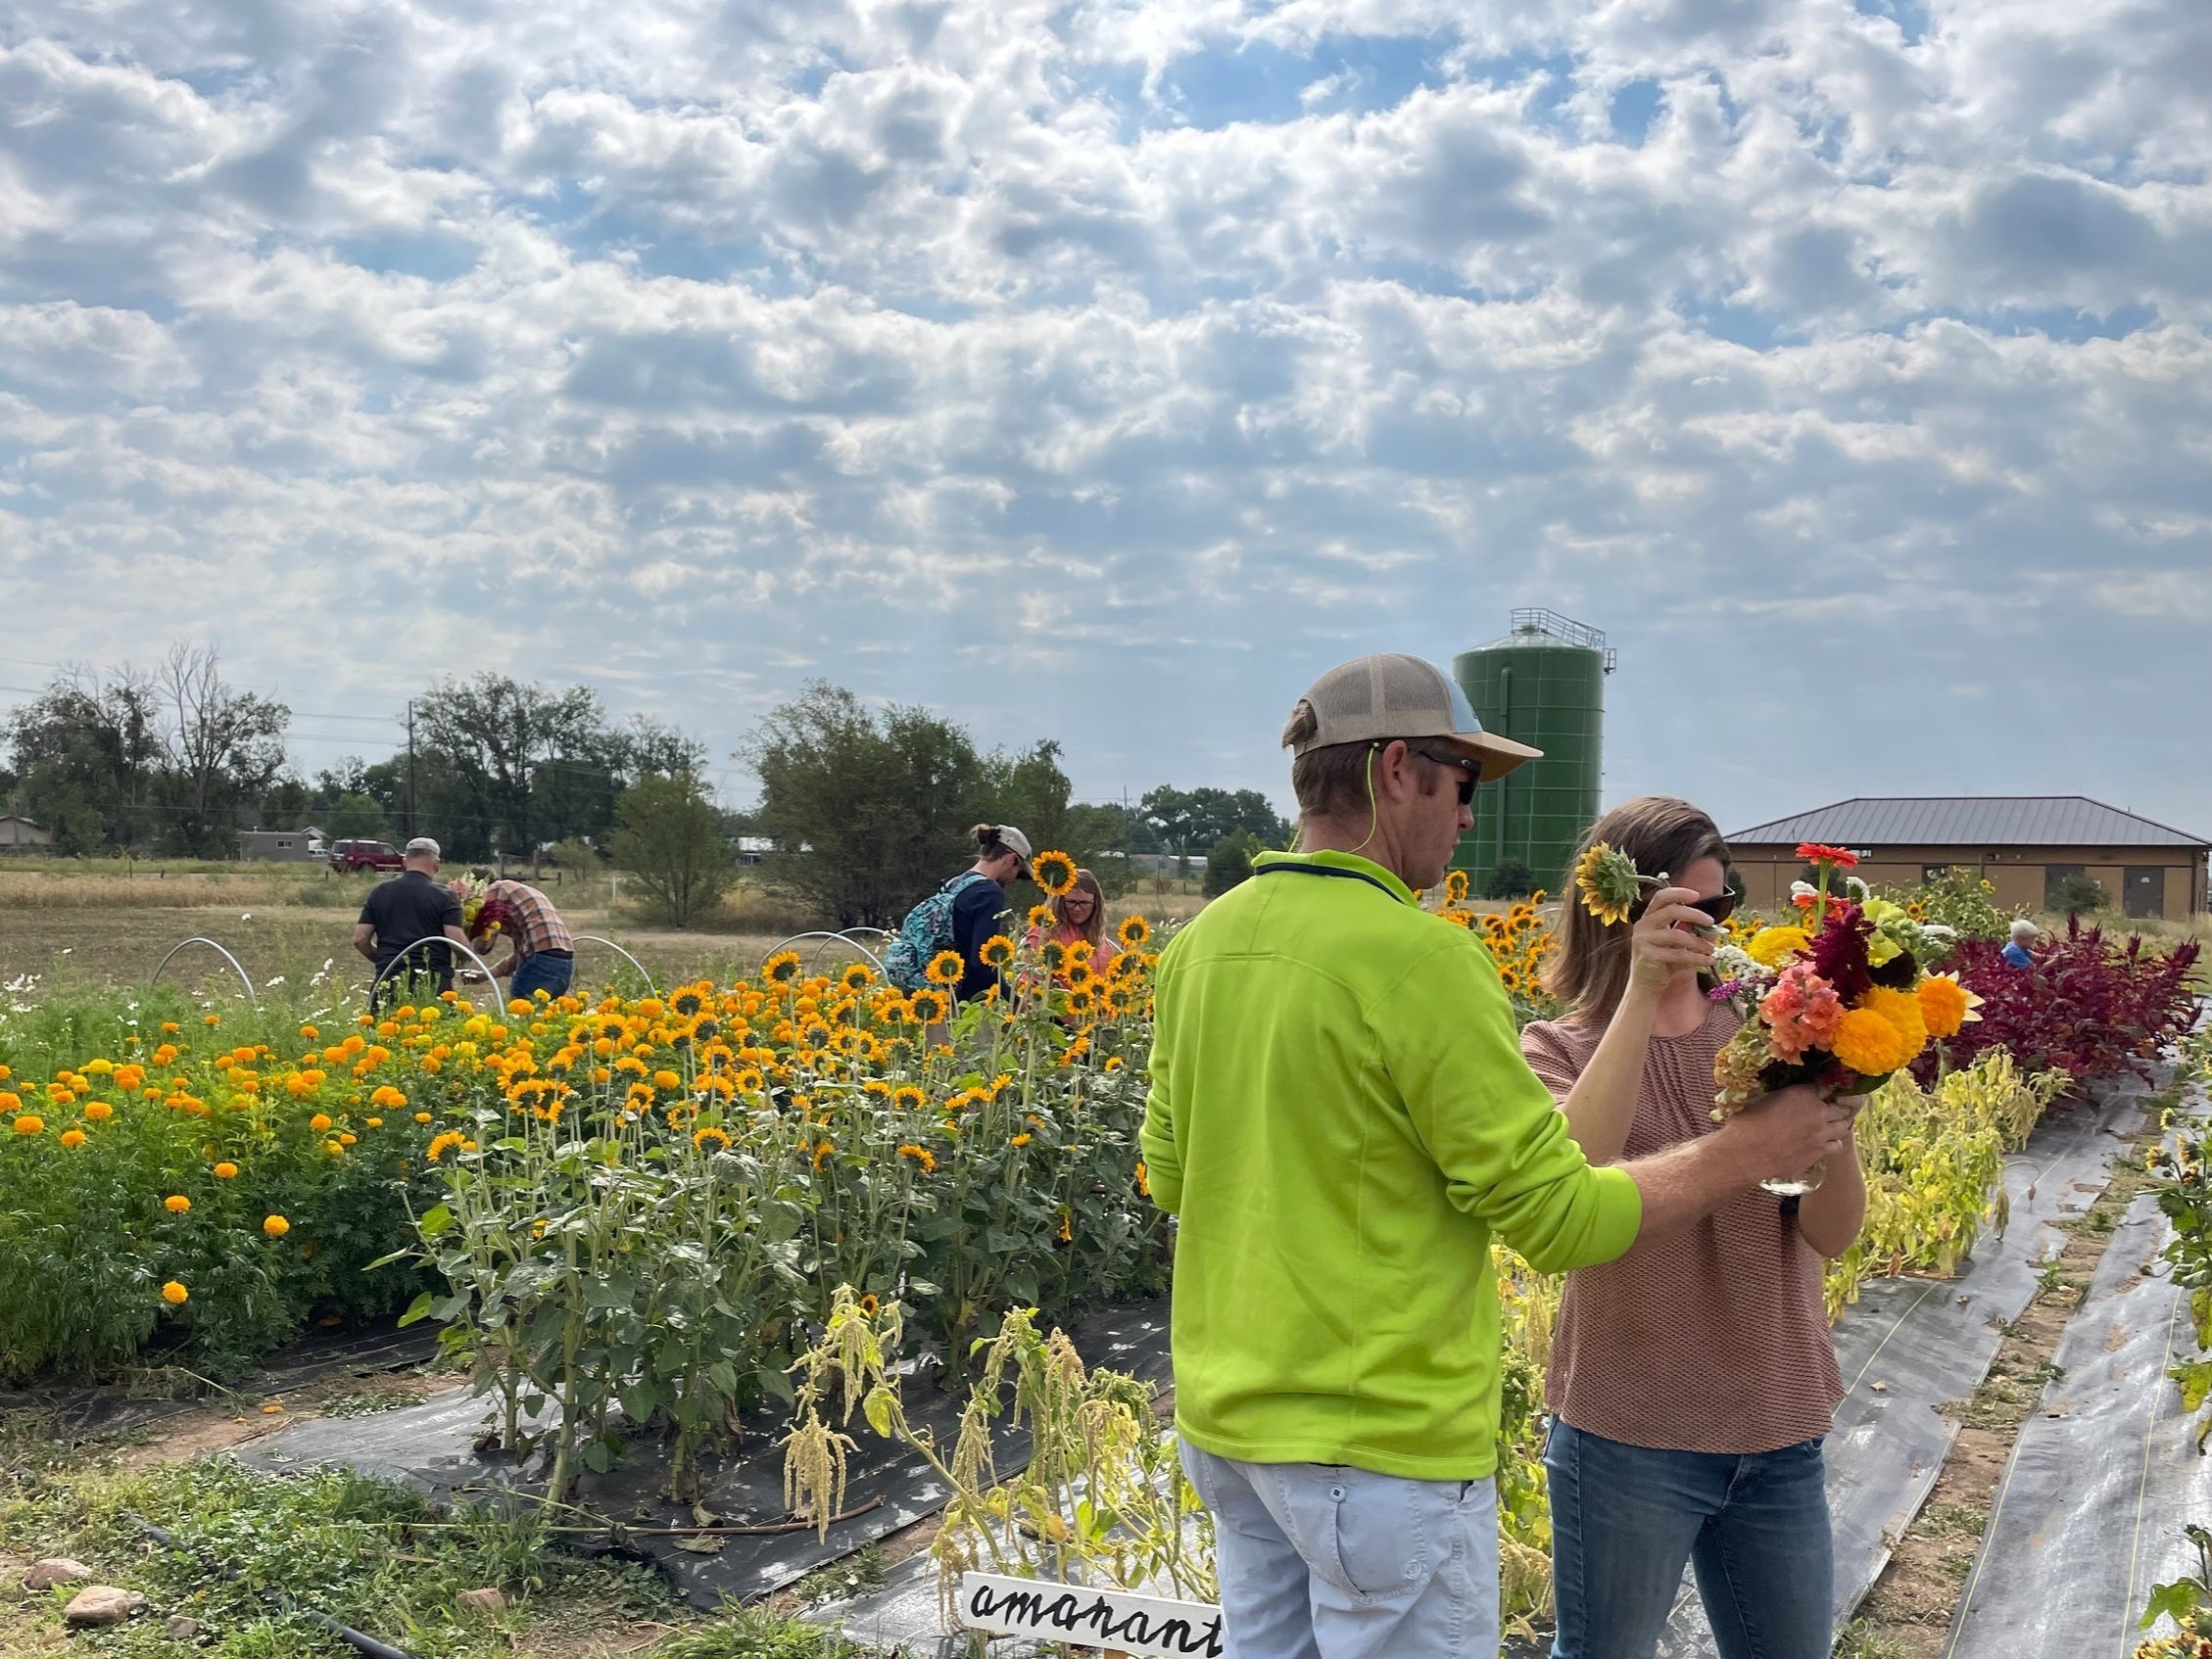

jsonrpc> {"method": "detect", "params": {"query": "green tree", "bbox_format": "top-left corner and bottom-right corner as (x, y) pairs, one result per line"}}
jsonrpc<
(607, 776), (736, 927)
(744, 683), (989, 928)
(322, 791), (392, 842)
(1203, 831), (1260, 897)
(4, 666), (163, 854)
(2051, 872), (2107, 916)
(153, 645), (291, 857)
(1135, 786), (1289, 856)
(1484, 856), (1535, 899)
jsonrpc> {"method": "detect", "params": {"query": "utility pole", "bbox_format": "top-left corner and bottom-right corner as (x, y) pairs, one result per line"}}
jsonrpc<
(404, 700), (416, 840)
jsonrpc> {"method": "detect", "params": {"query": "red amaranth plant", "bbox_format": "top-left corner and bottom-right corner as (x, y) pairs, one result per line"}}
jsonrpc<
(1923, 917), (2204, 1089)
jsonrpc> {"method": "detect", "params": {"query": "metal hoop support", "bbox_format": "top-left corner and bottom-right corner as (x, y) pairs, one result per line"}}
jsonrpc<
(367, 935), (505, 1007)
(571, 934), (658, 996)
(765, 930), (888, 972)
(150, 937), (259, 1005)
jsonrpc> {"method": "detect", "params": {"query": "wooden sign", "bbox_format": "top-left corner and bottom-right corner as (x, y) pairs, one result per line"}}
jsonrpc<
(955, 1571), (1225, 1657)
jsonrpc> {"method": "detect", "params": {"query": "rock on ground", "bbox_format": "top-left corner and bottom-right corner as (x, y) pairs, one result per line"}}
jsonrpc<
(24, 1558), (95, 1592)
(63, 1586), (148, 1627)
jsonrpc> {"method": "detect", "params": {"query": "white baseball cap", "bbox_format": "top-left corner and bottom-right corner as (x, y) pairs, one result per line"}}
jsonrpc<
(404, 837), (442, 859)
(994, 826), (1034, 875)
(1288, 653), (1543, 782)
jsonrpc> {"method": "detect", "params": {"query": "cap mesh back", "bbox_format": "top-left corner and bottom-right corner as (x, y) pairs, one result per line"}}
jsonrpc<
(1376, 654), (1446, 717)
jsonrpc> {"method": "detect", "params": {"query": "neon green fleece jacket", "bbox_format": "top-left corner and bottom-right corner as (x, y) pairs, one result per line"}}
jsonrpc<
(1140, 849), (1642, 1480)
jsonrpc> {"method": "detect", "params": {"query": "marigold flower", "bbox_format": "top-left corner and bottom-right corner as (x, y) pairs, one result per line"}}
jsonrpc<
(1010, 1133), (1033, 1148)
(309, 1114), (333, 1132)
(214, 1161), (238, 1178)
(413, 1112), (432, 1124)
(12, 1114), (43, 1136)
(1745, 925), (1810, 969)
(1915, 972), (1984, 1041)
(164, 1194), (191, 1213)
(263, 1214), (291, 1238)
(1831, 1007), (1918, 1077)
(60, 1128), (86, 1149)
(162, 1281), (188, 1305)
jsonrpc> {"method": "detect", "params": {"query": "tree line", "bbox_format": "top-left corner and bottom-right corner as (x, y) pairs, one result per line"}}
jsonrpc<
(2, 655), (1291, 927)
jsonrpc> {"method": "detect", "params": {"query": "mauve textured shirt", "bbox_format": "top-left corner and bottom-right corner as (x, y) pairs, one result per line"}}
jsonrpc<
(1518, 1004), (1846, 1453)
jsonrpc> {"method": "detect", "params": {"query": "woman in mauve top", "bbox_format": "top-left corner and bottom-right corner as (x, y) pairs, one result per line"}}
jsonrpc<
(1518, 796), (1867, 1659)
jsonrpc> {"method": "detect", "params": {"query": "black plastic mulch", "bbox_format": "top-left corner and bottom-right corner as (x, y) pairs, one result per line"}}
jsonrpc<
(1654, 1071), (2156, 1658)
(236, 1298), (1173, 1608)
(1946, 1084), (2212, 1659)
(0, 1318), (443, 1439)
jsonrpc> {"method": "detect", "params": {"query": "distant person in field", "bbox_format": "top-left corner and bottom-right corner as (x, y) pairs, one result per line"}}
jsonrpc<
(1520, 797), (1866, 1659)
(462, 878), (577, 1007)
(2002, 918), (2038, 969)
(1140, 653), (1851, 1659)
(885, 824), (1033, 1002)
(1025, 867), (1119, 979)
(354, 837), (468, 1010)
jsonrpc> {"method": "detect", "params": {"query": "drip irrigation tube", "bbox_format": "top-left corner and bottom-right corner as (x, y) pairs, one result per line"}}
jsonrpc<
(149, 937), (258, 1004)
(122, 1514), (419, 1659)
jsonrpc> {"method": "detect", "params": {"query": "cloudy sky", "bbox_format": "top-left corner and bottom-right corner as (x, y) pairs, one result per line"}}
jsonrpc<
(2, 0), (2206, 837)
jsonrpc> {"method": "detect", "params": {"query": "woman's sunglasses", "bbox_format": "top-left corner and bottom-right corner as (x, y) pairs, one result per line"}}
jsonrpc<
(1629, 889), (1738, 926)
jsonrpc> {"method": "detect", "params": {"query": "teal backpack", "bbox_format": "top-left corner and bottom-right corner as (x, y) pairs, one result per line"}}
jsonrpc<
(884, 872), (996, 990)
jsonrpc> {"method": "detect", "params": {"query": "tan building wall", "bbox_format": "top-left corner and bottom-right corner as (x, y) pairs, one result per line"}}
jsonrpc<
(1729, 841), (2208, 921)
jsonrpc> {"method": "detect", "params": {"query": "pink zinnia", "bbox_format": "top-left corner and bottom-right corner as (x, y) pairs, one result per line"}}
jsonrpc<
(1760, 964), (1844, 1063)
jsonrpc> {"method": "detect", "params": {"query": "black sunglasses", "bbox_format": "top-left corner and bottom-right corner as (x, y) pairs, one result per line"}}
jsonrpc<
(1629, 889), (1739, 925)
(1405, 743), (1479, 806)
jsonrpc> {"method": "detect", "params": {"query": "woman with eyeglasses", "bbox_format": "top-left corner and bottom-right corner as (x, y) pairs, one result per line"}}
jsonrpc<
(1516, 796), (1866, 1659)
(1025, 867), (1120, 979)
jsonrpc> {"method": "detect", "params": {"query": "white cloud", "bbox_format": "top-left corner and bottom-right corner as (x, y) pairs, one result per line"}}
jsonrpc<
(1, 0), (2208, 830)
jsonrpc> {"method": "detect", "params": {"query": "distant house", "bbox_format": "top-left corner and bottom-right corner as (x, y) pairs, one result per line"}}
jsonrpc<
(0, 814), (54, 852)
(239, 829), (321, 863)
(1728, 796), (2210, 921)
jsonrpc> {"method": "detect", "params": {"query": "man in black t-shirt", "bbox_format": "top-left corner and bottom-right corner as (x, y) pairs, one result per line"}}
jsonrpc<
(355, 837), (469, 1009)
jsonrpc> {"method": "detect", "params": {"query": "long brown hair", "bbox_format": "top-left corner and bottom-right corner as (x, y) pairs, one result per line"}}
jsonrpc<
(1053, 870), (1109, 948)
(1544, 796), (1731, 1020)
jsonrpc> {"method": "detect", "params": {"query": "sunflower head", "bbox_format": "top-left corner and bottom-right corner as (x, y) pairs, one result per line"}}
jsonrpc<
(839, 964), (875, 993)
(1040, 939), (1070, 975)
(925, 949), (965, 986)
(907, 988), (949, 1024)
(670, 987), (707, 1019)
(979, 934), (1015, 969)
(762, 951), (802, 987)
(692, 1125), (732, 1152)
(891, 1083), (927, 1112)
(1444, 871), (1470, 904)
(1116, 915), (1151, 949)
(1572, 841), (1646, 927)
(1032, 850), (1078, 897)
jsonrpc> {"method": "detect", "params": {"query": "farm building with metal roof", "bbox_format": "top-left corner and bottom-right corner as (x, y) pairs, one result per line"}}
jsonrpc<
(1726, 796), (2209, 921)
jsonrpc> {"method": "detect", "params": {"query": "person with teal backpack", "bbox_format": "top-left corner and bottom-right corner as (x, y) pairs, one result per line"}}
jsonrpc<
(884, 824), (1033, 999)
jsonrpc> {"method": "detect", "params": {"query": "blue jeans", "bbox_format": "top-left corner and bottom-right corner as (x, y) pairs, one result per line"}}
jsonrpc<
(1179, 1441), (1499, 1659)
(1545, 1421), (1834, 1659)
(506, 953), (574, 1006)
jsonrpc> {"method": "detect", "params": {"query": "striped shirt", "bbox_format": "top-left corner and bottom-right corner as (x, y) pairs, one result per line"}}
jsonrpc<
(484, 880), (572, 959)
(1519, 1003), (1844, 1454)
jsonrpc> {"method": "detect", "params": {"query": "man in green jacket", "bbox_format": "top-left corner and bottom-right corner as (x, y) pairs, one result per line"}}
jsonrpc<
(1140, 653), (1851, 1657)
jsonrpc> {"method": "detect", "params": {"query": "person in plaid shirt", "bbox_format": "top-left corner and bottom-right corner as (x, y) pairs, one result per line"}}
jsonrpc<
(464, 878), (576, 1006)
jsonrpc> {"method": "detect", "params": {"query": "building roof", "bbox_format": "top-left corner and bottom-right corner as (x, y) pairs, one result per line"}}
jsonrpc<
(1729, 796), (2209, 851)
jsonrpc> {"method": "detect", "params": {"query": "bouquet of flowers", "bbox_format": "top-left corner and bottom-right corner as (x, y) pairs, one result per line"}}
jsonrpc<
(447, 876), (500, 939)
(1576, 840), (1983, 1193)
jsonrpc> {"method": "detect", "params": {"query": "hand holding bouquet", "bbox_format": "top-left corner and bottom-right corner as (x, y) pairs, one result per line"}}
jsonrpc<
(1576, 840), (1983, 1194)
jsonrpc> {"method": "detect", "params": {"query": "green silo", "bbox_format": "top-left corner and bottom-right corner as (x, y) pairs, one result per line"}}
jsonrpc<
(1454, 609), (1612, 897)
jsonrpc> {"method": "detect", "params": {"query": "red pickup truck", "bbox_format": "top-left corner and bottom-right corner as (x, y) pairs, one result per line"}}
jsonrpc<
(328, 839), (405, 873)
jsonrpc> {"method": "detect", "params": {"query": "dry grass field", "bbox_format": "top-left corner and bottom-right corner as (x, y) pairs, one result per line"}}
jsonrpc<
(0, 860), (1220, 993)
